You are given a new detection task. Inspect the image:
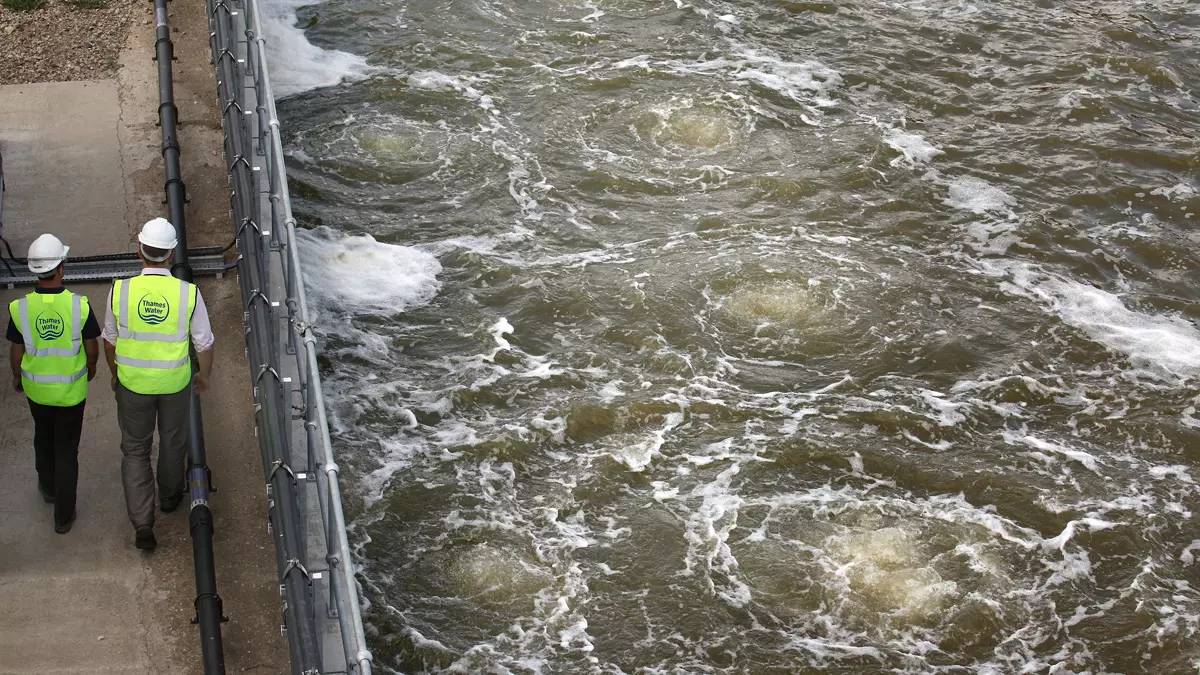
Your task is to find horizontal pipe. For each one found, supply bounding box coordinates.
[1,244,231,266]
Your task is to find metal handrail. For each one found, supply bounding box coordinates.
[249,4,375,671]
[203,0,373,671]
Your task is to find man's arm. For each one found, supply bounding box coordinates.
[104,339,118,390]
[9,342,23,392]
[99,284,117,345]
[84,339,99,381]
[190,289,215,395]
[195,348,214,395]
[80,303,102,382]
[101,284,120,389]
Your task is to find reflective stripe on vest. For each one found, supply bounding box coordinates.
[10,290,89,407]
[21,366,87,384]
[112,275,196,395]
[114,354,190,369]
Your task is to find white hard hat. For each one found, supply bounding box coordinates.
[27,233,69,275]
[138,217,178,251]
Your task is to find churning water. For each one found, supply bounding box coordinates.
[268,1,1200,672]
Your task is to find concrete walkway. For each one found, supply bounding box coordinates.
[0,31,287,675]
[0,79,166,675]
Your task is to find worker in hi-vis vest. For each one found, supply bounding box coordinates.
[102,218,214,552]
[7,234,100,534]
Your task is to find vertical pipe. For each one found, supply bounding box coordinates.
[154,2,226,673]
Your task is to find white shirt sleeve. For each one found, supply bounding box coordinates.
[191,290,215,352]
[101,284,117,345]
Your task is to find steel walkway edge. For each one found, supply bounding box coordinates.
[0,247,233,287]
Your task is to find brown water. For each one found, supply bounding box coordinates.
[270,0,1200,672]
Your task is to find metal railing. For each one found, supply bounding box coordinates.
[204,0,373,672]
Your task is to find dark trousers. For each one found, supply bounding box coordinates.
[115,382,189,529]
[28,399,85,527]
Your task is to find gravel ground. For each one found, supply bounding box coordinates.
[0,0,141,84]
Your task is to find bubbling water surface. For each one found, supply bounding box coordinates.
[273,0,1200,672]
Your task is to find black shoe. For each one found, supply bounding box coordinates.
[38,483,55,504]
[54,513,76,534]
[160,494,183,513]
[135,527,157,551]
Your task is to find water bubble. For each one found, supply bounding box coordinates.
[721,280,826,327]
[732,489,1038,656]
[828,527,960,624]
[442,543,554,606]
[637,100,739,153]
[355,127,426,163]
[295,115,455,185]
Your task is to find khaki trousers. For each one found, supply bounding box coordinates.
[115,381,190,529]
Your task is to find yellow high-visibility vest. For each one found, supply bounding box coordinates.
[112,274,197,395]
[10,290,89,407]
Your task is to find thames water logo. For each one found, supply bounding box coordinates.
[35,311,65,340]
[137,293,171,325]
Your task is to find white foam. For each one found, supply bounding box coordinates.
[1149,183,1196,202]
[1004,432,1102,474]
[1149,465,1194,483]
[944,177,1015,214]
[486,318,514,361]
[681,462,752,607]
[408,71,497,112]
[629,48,842,115]
[1182,540,1200,565]
[260,0,370,97]
[614,412,682,471]
[984,261,1200,382]
[360,436,425,507]
[405,626,452,653]
[1041,518,1120,552]
[519,354,565,379]
[730,49,842,107]
[901,431,953,451]
[296,226,442,319]
[597,379,626,403]
[1055,88,1103,115]
[884,129,944,168]
[920,389,967,427]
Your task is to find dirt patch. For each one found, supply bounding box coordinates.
[0,0,139,84]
